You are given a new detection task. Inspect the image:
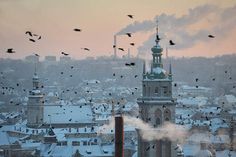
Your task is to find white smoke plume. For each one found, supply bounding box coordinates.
[116,4,236,55]
[98,115,188,143]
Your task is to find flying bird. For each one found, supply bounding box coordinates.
[38,36,41,40]
[130,62,135,66]
[82,48,90,51]
[169,40,175,45]
[130,43,135,46]
[6,48,15,53]
[29,38,36,42]
[126,33,132,37]
[74,28,82,32]
[208,34,215,38]
[145,146,150,151]
[25,31,33,37]
[34,53,40,57]
[127,15,134,19]
[61,52,69,56]
[118,48,125,51]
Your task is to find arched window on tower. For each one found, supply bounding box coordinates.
[155,87,159,94]
[156,117,161,125]
[148,87,151,96]
[155,109,162,126]
[164,109,171,122]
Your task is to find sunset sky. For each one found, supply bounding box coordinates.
[0,0,236,60]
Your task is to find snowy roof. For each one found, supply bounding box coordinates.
[152,67,166,75]
[77,144,113,156]
[44,105,93,124]
[216,150,236,157]
[181,85,212,91]
[177,97,208,106]
[225,95,236,103]
[183,143,200,156]
[196,149,212,157]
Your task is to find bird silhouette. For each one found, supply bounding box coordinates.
[82,48,90,51]
[126,33,132,37]
[169,40,175,45]
[6,48,15,53]
[127,15,134,19]
[130,62,135,66]
[130,43,135,46]
[74,28,82,32]
[34,53,40,57]
[25,31,33,37]
[29,38,36,42]
[118,48,125,51]
[208,35,215,38]
[145,146,150,151]
[61,52,69,56]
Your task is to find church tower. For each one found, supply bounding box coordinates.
[27,72,44,128]
[137,22,176,157]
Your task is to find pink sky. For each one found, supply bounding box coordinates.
[0,0,236,60]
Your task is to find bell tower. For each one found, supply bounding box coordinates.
[137,21,176,157]
[27,72,44,128]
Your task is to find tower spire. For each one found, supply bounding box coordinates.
[155,19,160,46]
[34,61,37,75]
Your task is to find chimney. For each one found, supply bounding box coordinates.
[115,115,124,157]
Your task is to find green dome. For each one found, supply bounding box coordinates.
[151,45,163,54]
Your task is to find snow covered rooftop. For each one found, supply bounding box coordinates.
[44,105,94,124]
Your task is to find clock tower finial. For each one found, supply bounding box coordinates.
[155,19,160,46]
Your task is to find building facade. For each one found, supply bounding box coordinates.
[137,23,177,157]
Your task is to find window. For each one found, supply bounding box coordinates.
[155,87,159,94]
[165,118,170,121]
[163,86,168,96]
[72,141,80,146]
[156,118,161,125]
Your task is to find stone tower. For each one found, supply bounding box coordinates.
[27,72,44,128]
[137,22,176,157]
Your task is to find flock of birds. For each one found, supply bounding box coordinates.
[5,14,216,59]
[1,14,234,154]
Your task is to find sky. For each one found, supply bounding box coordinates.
[0,0,236,60]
